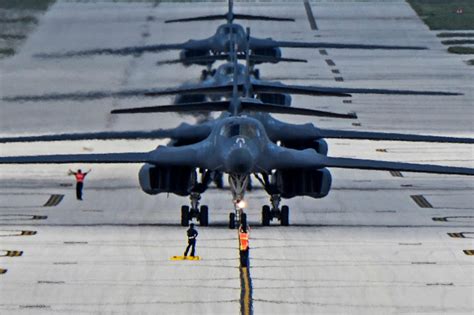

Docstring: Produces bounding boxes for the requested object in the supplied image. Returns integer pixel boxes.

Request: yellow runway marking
[43,194,64,207]
[448,233,465,238]
[170,256,201,261]
[1,250,23,257]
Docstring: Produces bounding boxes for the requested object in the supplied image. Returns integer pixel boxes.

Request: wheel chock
[170,256,201,261]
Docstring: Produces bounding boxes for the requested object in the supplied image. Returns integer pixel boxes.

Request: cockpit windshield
[220,122,260,138]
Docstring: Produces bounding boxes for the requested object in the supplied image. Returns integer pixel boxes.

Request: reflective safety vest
[75,173,85,182]
[239,232,249,250]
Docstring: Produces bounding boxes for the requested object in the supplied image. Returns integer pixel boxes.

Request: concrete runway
[0,1,473,314]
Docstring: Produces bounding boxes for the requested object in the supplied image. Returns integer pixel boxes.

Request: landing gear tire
[199,205,209,226]
[181,205,190,226]
[281,205,289,226]
[262,205,271,226]
[229,213,236,229]
[240,212,247,227]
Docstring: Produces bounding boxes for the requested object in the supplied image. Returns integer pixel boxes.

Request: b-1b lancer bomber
[1,54,473,228]
[33,0,427,61]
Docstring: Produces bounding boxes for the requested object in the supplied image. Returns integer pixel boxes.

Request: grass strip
[447,46,474,54]
[407,0,474,30]
[0,16,38,24]
[437,32,474,38]
[0,48,15,56]
[0,34,26,40]
[441,39,474,45]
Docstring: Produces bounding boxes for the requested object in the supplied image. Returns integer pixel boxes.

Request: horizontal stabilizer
[241,102,357,119]
[165,14,293,23]
[321,156,474,176]
[319,129,474,144]
[112,101,231,114]
[0,152,151,164]
[34,43,189,58]
[0,130,178,143]
[252,83,461,96]
[3,85,236,102]
[111,101,357,119]
[273,40,427,50]
[157,54,307,65]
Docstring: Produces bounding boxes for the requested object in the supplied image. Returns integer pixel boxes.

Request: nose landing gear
[228,174,249,229]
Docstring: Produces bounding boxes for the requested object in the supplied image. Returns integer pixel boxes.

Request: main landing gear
[181,192,209,227]
[261,194,289,226]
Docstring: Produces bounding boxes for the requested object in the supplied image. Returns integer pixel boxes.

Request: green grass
[407,0,474,30]
[447,46,474,54]
[437,32,474,38]
[0,16,38,24]
[0,0,56,10]
[0,48,15,57]
[441,39,474,45]
[0,34,26,40]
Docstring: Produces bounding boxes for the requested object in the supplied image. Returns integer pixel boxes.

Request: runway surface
[0,1,473,314]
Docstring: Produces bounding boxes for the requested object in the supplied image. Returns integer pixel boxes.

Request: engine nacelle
[281,139,328,156]
[274,168,332,199]
[179,49,211,66]
[139,164,195,196]
[258,93,291,106]
[252,47,281,62]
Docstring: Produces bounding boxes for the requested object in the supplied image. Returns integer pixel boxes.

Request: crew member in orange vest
[239,224,250,267]
[68,169,91,200]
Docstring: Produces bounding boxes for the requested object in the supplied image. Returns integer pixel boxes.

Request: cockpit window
[220,122,260,138]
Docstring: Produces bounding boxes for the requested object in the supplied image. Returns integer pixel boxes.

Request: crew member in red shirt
[68,169,91,200]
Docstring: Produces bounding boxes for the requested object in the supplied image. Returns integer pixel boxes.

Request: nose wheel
[229,211,247,229]
[261,194,289,226]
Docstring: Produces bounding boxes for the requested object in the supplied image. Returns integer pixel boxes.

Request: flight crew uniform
[184,226,198,257]
[69,170,90,200]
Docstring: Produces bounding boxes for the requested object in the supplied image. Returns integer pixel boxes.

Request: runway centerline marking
[240,266,253,315]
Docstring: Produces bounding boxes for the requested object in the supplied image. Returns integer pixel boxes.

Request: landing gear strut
[228,174,249,229]
[261,194,289,226]
[181,170,211,227]
[181,192,209,227]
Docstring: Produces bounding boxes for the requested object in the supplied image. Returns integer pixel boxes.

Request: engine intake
[273,168,332,199]
[139,164,195,196]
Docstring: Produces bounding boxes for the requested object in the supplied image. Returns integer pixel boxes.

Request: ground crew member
[68,168,91,200]
[184,223,198,257]
[239,224,249,267]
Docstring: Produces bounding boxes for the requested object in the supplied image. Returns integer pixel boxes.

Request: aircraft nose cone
[226,148,254,174]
